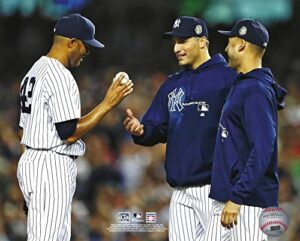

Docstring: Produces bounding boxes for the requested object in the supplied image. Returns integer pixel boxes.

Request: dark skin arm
[65,74,133,144]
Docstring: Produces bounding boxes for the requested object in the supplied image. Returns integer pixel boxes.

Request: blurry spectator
[0,2,299,240]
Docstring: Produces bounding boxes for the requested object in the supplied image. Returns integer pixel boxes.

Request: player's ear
[67,38,77,49]
[199,36,209,49]
[238,39,246,52]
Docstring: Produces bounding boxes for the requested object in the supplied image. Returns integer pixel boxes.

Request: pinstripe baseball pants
[204,200,268,241]
[17,149,77,241]
[169,185,212,241]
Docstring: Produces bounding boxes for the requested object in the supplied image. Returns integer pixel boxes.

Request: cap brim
[83,39,105,48]
[217,30,233,36]
[162,31,191,39]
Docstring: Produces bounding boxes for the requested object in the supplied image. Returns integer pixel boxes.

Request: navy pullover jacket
[209,68,286,208]
[133,54,237,187]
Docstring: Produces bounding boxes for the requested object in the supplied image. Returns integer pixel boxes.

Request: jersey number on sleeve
[20,77,36,114]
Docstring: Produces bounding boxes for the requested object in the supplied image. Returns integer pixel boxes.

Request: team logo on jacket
[219,123,228,140]
[168,88,210,116]
[197,102,209,117]
[168,88,184,112]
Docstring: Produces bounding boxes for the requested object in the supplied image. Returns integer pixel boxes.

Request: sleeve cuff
[228,191,244,205]
[132,132,146,144]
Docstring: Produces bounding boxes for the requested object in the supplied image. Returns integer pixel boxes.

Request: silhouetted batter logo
[132,212,144,222]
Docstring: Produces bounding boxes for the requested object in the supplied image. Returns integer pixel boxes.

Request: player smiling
[123,16,237,241]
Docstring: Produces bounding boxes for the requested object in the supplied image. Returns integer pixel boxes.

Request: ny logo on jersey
[168,88,184,112]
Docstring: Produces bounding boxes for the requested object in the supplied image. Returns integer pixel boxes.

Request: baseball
[113,71,130,85]
[259,207,289,237]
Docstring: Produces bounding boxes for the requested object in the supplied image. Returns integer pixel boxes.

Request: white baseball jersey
[19,56,85,156]
[18,56,84,241]
[169,185,212,241]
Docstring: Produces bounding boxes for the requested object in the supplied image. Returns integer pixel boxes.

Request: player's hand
[103,73,133,108]
[123,109,144,136]
[221,200,241,229]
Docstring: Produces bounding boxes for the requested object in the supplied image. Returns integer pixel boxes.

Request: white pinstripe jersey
[19,56,85,156]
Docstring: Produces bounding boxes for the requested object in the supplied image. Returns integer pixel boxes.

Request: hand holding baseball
[123,109,144,136]
[113,71,131,85]
[103,73,133,108]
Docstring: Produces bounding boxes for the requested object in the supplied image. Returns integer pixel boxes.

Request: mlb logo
[132,212,144,222]
[118,212,130,223]
[133,212,143,219]
[197,103,209,112]
[146,212,156,223]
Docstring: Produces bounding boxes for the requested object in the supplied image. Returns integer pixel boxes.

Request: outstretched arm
[123,108,144,136]
[66,74,133,143]
[123,82,169,146]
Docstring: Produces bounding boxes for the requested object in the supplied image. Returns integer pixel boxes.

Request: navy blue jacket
[133,54,237,187]
[209,68,286,208]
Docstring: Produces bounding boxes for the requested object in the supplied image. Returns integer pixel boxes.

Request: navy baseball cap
[162,16,208,39]
[218,19,269,49]
[54,13,104,48]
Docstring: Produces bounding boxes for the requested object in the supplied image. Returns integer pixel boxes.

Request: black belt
[69,155,78,160]
[26,146,78,160]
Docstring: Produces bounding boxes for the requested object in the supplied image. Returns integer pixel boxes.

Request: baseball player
[17,13,133,241]
[123,16,237,241]
[204,19,287,241]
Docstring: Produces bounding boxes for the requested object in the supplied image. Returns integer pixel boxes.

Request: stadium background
[0,0,299,240]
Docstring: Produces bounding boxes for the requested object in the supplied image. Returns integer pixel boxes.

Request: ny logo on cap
[173,19,181,28]
[239,26,247,36]
[195,25,202,35]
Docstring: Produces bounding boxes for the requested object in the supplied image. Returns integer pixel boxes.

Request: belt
[69,155,78,160]
[26,146,78,160]
[174,183,211,189]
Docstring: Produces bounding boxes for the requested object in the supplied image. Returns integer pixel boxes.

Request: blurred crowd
[0,68,173,241]
[0,1,300,241]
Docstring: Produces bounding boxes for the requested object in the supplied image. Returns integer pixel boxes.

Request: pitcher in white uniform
[17,13,133,241]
